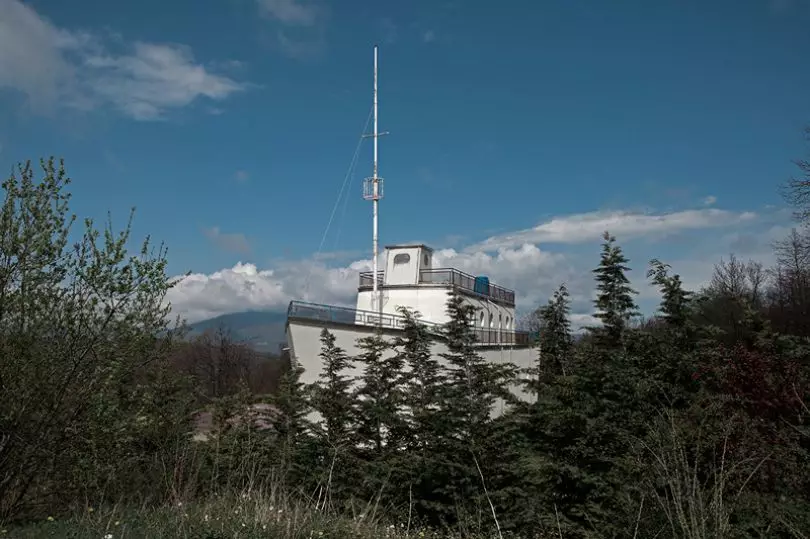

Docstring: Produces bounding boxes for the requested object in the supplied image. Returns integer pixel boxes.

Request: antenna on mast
[363,44,389,324]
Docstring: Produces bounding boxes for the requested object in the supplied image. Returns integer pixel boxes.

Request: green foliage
[535,283,573,385]
[0,158,186,518]
[592,231,639,346]
[3,156,810,538]
[311,328,355,447]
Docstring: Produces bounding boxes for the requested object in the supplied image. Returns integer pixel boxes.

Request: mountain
[187,310,288,354]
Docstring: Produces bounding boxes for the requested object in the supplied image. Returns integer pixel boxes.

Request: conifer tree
[592,231,639,346]
[647,259,693,328]
[536,283,573,386]
[272,359,311,475]
[354,331,404,456]
[394,306,443,452]
[440,293,515,444]
[311,328,354,447]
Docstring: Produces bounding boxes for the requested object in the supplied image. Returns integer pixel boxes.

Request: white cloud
[469,208,757,251]
[166,206,790,325]
[0,0,246,119]
[422,30,436,43]
[703,195,718,206]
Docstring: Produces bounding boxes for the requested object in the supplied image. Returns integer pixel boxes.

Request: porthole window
[393,253,410,265]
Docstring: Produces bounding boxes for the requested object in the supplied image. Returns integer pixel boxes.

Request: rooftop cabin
[358,244,516,306]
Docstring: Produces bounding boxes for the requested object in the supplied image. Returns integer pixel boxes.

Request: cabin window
[393,253,410,265]
[489,313,494,328]
[479,311,485,327]
[423,254,430,266]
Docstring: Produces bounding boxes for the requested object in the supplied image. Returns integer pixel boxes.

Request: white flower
[104,534,113,539]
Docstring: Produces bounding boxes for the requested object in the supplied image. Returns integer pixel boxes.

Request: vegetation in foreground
[1,134,809,538]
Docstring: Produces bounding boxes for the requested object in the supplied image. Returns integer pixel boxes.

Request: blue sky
[1,0,808,323]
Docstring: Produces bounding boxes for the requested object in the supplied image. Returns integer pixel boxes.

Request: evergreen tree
[392,307,446,521]
[648,258,693,328]
[311,328,355,447]
[592,231,639,346]
[354,331,404,456]
[272,359,312,481]
[440,293,515,444]
[394,306,443,453]
[536,283,573,386]
[436,293,518,523]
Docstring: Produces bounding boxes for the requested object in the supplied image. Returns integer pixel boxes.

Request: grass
[2,492,521,539]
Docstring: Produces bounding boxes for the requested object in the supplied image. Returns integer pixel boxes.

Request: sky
[1,0,809,325]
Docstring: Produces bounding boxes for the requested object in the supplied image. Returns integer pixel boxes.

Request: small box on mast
[363,177,384,200]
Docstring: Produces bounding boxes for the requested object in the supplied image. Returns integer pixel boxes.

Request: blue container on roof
[474,276,490,295]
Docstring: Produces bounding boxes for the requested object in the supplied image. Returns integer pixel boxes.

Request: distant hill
[187,309,288,354]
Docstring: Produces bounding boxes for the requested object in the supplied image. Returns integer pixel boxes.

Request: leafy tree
[0,158,184,518]
[592,231,639,346]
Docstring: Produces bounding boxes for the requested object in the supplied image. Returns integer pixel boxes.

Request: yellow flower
[47,516,54,522]
[87,507,94,513]
[114,521,120,526]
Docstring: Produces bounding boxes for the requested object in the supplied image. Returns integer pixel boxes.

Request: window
[393,253,410,265]
[489,313,494,328]
[423,254,430,266]
[480,311,485,327]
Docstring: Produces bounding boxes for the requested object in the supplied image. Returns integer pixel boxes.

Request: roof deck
[359,267,516,306]
[287,300,531,346]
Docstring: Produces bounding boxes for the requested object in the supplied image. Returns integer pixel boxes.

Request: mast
[363,45,387,323]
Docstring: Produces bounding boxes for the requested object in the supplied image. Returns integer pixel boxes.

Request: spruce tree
[354,331,404,456]
[272,359,311,482]
[440,293,515,444]
[437,293,518,523]
[394,306,443,452]
[536,283,574,386]
[311,328,355,447]
[592,231,639,346]
[392,307,446,520]
[647,258,693,328]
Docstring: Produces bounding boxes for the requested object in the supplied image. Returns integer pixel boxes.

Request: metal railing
[358,271,384,288]
[287,301,531,346]
[358,268,516,305]
[419,268,515,304]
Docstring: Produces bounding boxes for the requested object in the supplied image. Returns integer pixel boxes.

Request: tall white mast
[363,45,387,322]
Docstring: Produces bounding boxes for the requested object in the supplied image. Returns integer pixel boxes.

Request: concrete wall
[287,319,536,418]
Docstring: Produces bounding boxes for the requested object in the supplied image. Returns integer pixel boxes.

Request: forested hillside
[1,154,808,538]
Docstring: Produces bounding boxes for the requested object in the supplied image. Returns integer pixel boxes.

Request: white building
[284,244,537,409]
[283,46,536,412]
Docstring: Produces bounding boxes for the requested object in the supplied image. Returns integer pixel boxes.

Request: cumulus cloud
[165,206,790,325]
[0,0,246,119]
